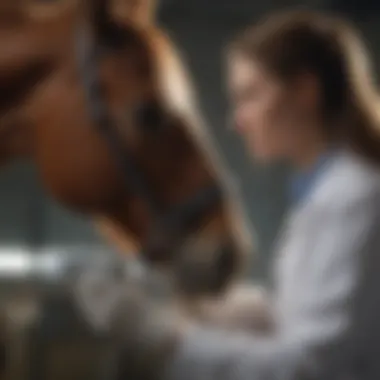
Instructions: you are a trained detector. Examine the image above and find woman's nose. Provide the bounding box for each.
[232,108,250,134]
[233,116,248,134]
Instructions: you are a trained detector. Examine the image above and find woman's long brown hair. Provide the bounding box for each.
[227,10,380,164]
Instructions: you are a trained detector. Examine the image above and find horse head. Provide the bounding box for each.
[0,0,254,297]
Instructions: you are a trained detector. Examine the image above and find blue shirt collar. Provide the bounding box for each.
[288,150,337,206]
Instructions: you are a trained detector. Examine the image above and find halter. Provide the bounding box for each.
[76,26,223,260]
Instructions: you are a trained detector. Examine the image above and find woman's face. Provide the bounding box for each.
[227,54,315,163]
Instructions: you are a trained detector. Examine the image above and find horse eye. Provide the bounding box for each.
[134,100,166,132]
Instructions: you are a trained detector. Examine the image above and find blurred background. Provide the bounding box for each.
[0,0,378,379]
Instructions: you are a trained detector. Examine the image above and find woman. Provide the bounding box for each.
[77,9,380,380]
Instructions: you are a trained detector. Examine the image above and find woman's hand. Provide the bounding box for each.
[197,283,273,333]
[72,264,272,380]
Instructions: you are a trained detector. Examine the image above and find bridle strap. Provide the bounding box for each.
[76,26,223,254]
[77,27,163,215]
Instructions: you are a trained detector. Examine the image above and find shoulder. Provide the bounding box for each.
[289,150,380,240]
[309,149,380,216]
[286,152,380,278]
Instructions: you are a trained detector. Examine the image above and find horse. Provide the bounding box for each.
[0,0,254,300]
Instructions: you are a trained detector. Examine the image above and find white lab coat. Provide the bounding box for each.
[166,149,380,380]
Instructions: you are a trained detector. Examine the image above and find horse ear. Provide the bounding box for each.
[112,0,157,27]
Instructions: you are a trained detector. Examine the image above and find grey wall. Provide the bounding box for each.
[0,1,378,277]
